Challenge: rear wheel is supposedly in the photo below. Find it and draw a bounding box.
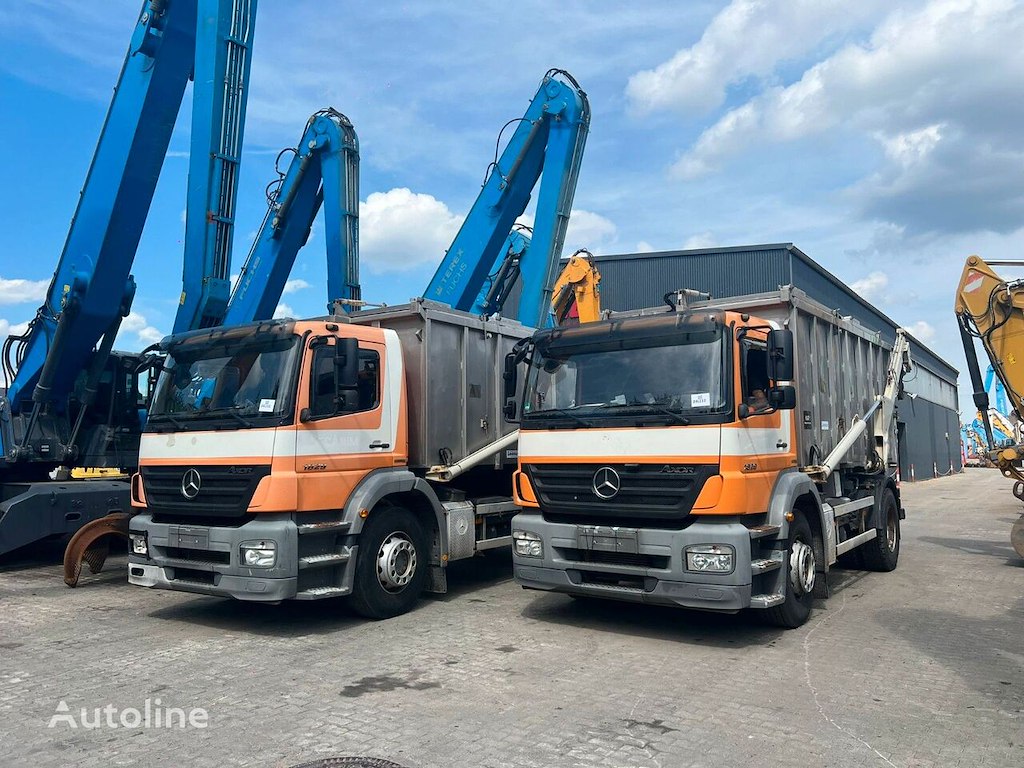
[766,513,815,628]
[861,489,900,571]
[349,504,429,619]
[1010,514,1024,559]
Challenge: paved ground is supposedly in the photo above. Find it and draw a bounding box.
[1,470,1022,768]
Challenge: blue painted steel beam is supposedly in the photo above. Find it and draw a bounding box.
[424,70,589,328]
[6,1,198,413]
[174,0,258,332]
[224,109,359,325]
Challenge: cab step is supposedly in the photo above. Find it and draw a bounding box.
[298,552,351,570]
[747,524,781,540]
[749,593,785,608]
[294,586,349,600]
[297,521,351,536]
[750,552,784,575]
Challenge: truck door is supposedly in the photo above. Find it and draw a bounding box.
[292,335,396,512]
[734,332,794,513]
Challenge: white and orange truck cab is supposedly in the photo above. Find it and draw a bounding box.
[127,300,526,618]
[507,287,910,627]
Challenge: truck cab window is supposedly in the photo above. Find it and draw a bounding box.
[309,346,380,418]
[741,339,770,412]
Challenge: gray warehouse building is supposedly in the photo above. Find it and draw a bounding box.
[584,243,961,481]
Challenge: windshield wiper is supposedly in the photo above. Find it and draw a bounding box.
[201,406,256,428]
[530,407,592,428]
[604,402,691,426]
[150,412,188,430]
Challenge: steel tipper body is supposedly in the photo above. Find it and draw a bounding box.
[128,301,527,617]
[508,287,911,627]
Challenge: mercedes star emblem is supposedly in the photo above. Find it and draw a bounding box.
[592,466,621,499]
[181,468,202,500]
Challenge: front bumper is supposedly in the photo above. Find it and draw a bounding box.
[511,513,758,612]
[127,513,300,602]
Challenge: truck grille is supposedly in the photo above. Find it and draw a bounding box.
[524,462,718,527]
[141,465,271,519]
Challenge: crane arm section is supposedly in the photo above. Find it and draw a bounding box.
[954,255,1024,448]
[424,70,590,327]
[223,109,359,325]
[4,1,200,416]
[551,249,601,325]
[174,0,259,332]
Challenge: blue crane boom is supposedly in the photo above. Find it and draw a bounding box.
[0,0,262,556]
[225,109,360,325]
[2,0,257,464]
[424,70,590,328]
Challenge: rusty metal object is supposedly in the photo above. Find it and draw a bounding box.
[63,512,132,587]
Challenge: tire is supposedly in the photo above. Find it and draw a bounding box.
[348,504,429,620]
[766,513,816,629]
[860,489,900,572]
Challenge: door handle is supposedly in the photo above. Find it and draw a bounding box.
[369,441,390,450]
[776,440,789,450]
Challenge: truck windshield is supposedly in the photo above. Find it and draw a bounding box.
[523,334,728,425]
[148,334,300,428]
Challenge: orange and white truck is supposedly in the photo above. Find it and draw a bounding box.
[506,287,911,627]
[127,300,526,618]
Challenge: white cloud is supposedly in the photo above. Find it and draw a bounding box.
[627,0,889,114]
[635,241,656,253]
[282,279,311,295]
[274,303,294,319]
[116,311,163,349]
[907,319,936,344]
[0,318,30,339]
[359,188,462,274]
[668,0,1024,234]
[563,210,617,254]
[850,271,889,303]
[683,231,717,250]
[0,277,48,305]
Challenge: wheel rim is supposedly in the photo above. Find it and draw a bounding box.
[790,539,815,596]
[885,508,898,551]
[376,531,417,593]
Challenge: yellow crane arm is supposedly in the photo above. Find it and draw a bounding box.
[551,250,601,325]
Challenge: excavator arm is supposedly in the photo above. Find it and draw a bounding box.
[424,69,590,327]
[551,249,601,325]
[224,108,359,324]
[955,254,1024,557]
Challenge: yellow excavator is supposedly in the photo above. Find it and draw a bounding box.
[955,254,1024,557]
[551,249,602,325]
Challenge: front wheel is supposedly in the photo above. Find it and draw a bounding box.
[349,504,429,620]
[766,513,816,628]
[861,489,900,572]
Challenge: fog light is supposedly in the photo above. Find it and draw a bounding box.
[129,532,148,557]
[240,541,277,568]
[512,530,543,558]
[685,544,734,573]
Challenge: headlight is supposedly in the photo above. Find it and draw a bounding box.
[129,532,148,557]
[240,541,277,568]
[512,530,543,558]
[685,544,734,573]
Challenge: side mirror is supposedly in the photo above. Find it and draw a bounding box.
[766,329,794,381]
[769,385,796,410]
[299,407,313,423]
[335,337,359,390]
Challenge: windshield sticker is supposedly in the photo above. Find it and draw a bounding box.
[259,399,276,413]
[690,392,711,408]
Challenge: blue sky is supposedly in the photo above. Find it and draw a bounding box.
[2,0,1023,419]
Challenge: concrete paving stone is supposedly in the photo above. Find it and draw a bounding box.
[0,470,1022,767]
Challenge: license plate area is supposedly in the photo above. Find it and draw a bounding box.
[576,525,639,554]
[169,525,210,550]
